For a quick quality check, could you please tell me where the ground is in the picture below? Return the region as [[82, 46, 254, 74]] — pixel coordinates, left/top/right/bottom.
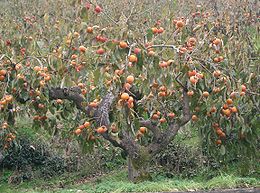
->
[[1, 169, 259, 193]]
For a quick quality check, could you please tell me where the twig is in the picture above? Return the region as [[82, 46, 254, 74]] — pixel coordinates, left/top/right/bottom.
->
[[146, 44, 179, 52], [175, 73, 186, 89], [88, 0, 118, 25]]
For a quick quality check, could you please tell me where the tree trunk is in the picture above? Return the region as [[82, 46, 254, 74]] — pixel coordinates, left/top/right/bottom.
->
[[127, 147, 152, 182]]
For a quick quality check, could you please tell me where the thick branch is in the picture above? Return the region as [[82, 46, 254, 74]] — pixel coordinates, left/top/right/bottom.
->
[[120, 130, 140, 158], [93, 92, 125, 149], [49, 87, 88, 113], [101, 131, 124, 149], [180, 87, 191, 126], [174, 77, 191, 126], [147, 87, 191, 155], [148, 123, 180, 155], [146, 44, 179, 52], [139, 119, 161, 141], [94, 92, 114, 126], [49, 87, 124, 149]]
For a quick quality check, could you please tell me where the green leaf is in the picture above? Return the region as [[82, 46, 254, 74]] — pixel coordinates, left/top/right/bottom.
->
[[220, 145, 226, 155], [80, 7, 88, 21], [136, 53, 144, 70], [37, 41, 45, 50], [49, 106, 55, 115], [93, 69, 101, 85], [80, 140, 94, 154], [146, 29, 153, 41]]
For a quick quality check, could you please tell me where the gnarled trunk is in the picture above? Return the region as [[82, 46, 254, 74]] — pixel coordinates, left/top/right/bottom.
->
[[127, 147, 152, 182]]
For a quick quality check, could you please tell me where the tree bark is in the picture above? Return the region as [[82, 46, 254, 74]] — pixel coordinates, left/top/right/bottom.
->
[[127, 147, 152, 183]]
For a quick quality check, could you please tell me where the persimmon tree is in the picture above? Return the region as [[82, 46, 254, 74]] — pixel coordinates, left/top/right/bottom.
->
[[0, 0, 259, 181]]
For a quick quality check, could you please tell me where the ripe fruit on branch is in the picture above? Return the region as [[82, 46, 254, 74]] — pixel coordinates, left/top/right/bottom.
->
[[0, 69, 7, 76], [94, 5, 102, 13], [159, 117, 166, 123], [124, 83, 131, 90], [213, 87, 221, 93], [5, 95, 13, 103], [134, 48, 141, 54], [121, 93, 130, 100], [84, 121, 91, 128], [210, 106, 217, 113], [96, 126, 107, 134], [151, 113, 159, 120], [86, 27, 93, 33], [129, 55, 137, 62], [119, 41, 128, 49], [79, 46, 87, 53], [176, 20, 185, 28], [216, 128, 223, 135], [241, 84, 246, 92], [74, 128, 82, 135], [157, 27, 164, 34], [96, 48, 105, 55], [33, 66, 41, 72], [188, 37, 196, 46], [230, 106, 238, 113], [78, 125, 85, 130], [188, 70, 197, 77], [159, 61, 168, 68], [167, 112, 175, 118], [216, 139, 222, 145], [226, 98, 233, 105], [151, 27, 158, 34], [213, 38, 221, 45], [127, 100, 134, 108], [214, 57, 220, 63], [202, 91, 209, 97], [126, 75, 134, 84], [139, 127, 147, 134], [56, 99, 63, 104], [192, 115, 198, 121], [38, 103, 45, 109], [213, 70, 221, 77], [190, 76, 198, 84], [158, 91, 167, 97], [187, 90, 194, 96], [222, 109, 231, 117]]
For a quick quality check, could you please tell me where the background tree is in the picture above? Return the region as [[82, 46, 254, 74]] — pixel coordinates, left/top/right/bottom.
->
[[0, 0, 259, 182]]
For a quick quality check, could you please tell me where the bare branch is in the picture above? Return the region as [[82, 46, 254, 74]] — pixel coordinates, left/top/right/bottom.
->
[[92, 92, 125, 148], [146, 44, 179, 52], [120, 130, 140, 158], [139, 119, 161, 141], [101, 129, 124, 149], [49, 87, 125, 149], [48, 87, 88, 113], [148, 123, 180, 155], [175, 73, 185, 89], [180, 87, 191, 126], [94, 92, 114, 126], [146, 85, 191, 155]]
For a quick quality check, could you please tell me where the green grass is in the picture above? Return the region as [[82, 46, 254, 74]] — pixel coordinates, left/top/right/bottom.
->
[[1, 169, 259, 193]]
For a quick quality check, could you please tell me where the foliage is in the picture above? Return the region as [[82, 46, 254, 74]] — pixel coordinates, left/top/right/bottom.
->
[[154, 140, 203, 178], [153, 124, 259, 179], [0, 123, 125, 184]]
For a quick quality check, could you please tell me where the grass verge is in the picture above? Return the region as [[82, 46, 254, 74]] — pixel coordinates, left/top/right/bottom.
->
[[0, 169, 259, 193]]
